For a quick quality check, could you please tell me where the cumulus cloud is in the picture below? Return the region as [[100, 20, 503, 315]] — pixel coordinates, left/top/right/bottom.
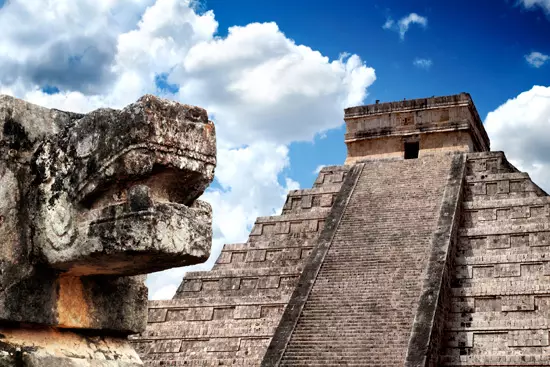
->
[[413, 58, 433, 69], [525, 51, 549, 68], [175, 22, 375, 146], [485, 86, 550, 192], [0, 0, 376, 299], [383, 13, 428, 40], [0, 0, 155, 94], [519, 0, 550, 14]]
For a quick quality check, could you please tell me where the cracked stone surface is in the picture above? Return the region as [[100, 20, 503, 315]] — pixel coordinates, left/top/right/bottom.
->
[[0, 94, 216, 366]]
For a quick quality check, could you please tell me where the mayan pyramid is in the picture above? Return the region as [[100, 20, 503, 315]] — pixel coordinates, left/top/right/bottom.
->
[[131, 93, 550, 366]]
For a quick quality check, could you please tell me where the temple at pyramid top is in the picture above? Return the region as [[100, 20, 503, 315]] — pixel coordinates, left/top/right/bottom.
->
[[344, 92, 490, 164]]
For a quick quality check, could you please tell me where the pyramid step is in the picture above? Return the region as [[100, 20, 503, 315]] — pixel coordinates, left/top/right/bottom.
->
[[440, 354, 550, 366], [459, 220, 550, 237], [214, 255, 306, 271], [149, 290, 291, 308], [445, 313, 549, 331], [141, 356, 260, 367], [247, 231, 320, 244], [466, 151, 518, 175], [281, 184, 342, 215], [464, 171, 545, 201], [249, 209, 331, 237], [184, 265, 303, 280], [464, 196, 550, 210], [462, 196, 550, 229], [214, 243, 313, 270], [175, 272, 300, 300], [141, 317, 279, 339], [147, 304, 285, 324], [452, 279, 550, 297], [454, 251, 550, 266], [220, 236, 319, 251], [312, 165, 349, 188]]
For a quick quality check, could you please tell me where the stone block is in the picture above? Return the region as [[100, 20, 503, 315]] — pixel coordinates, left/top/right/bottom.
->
[[301, 195, 313, 209], [530, 232, 550, 247], [494, 263, 521, 278], [147, 308, 168, 323], [257, 276, 280, 289], [508, 330, 549, 347], [245, 250, 266, 262], [487, 235, 510, 249], [186, 307, 214, 321], [206, 338, 240, 352], [219, 278, 241, 290], [234, 306, 261, 319], [501, 295, 535, 312]]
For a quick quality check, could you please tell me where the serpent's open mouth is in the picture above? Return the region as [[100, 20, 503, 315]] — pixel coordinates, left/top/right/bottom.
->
[[56, 151, 214, 276], [78, 165, 204, 224], [75, 143, 214, 207], [33, 94, 216, 276]]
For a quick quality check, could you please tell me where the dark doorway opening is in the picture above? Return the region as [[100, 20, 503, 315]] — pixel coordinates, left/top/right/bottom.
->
[[404, 141, 419, 159]]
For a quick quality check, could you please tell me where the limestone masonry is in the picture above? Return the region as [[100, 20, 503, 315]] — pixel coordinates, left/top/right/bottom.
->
[[0, 94, 216, 366], [131, 92, 550, 366], [3, 92, 550, 366]]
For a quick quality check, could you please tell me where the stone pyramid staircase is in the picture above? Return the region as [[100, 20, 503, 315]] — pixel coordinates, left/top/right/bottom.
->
[[441, 151, 550, 366], [130, 166, 349, 366], [274, 153, 462, 366]]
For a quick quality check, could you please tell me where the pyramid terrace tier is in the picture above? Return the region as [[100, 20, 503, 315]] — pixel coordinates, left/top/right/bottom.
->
[[213, 240, 317, 271], [465, 151, 520, 175], [462, 196, 550, 228], [465, 171, 546, 200]]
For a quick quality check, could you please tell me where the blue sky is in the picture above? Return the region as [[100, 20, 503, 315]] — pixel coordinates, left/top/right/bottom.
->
[[208, 0, 549, 114], [200, 0, 550, 188], [2, 0, 550, 298]]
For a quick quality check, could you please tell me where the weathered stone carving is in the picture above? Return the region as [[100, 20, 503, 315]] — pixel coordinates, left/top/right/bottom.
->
[[0, 94, 216, 366]]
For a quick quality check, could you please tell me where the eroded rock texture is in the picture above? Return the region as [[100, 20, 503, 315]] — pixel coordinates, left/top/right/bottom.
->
[[0, 94, 216, 366]]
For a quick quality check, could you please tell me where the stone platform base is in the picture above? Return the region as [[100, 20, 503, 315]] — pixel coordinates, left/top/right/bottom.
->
[[0, 326, 142, 366]]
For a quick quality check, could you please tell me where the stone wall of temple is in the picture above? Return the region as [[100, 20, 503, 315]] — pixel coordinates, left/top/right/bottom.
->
[[343, 93, 490, 164], [345, 130, 474, 164]]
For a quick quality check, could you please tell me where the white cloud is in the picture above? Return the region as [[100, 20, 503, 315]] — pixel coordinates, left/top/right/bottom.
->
[[176, 22, 375, 146], [0, 0, 375, 299], [0, 0, 155, 94], [382, 18, 394, 29], [383, 13, 428, 40], [399, 13, 428, 39], [485, 85, 550, 192], [519, 0, 550, 14], [413, 58, 433, 69], [150, 284, 179, 300], [525, 51, 549, 68]]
